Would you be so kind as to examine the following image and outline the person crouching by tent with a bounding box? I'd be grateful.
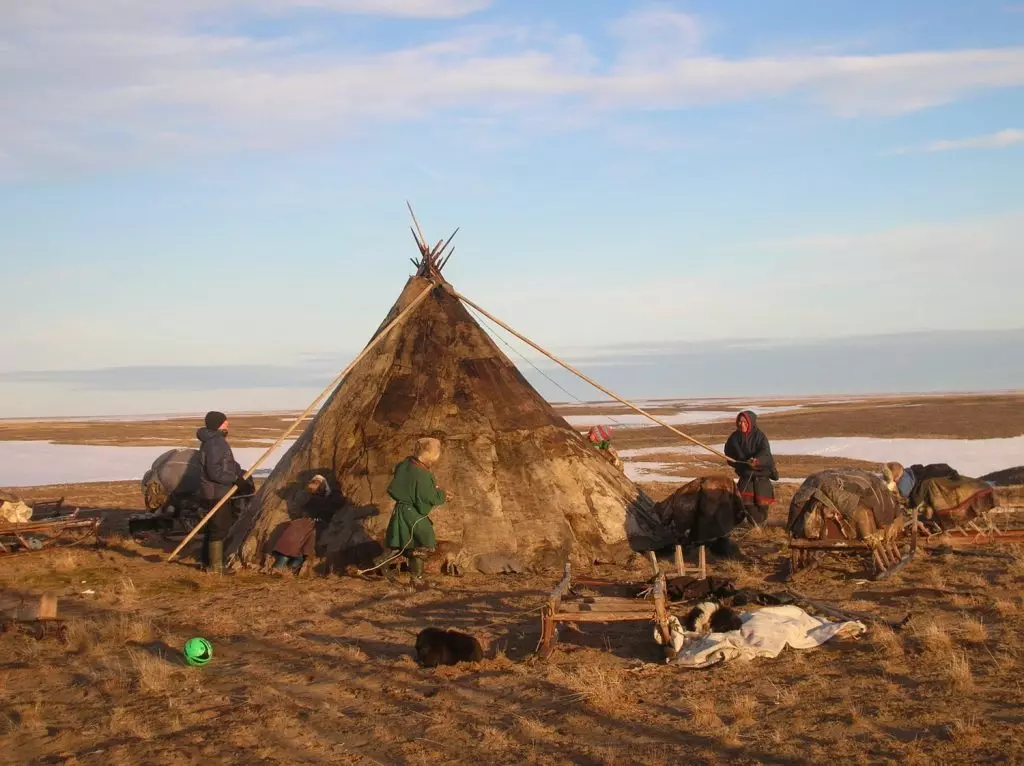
[269,474,342,575]
[587,425,623,471]
[376,437,449,585]
[724,411,778,526]
[197,411,254,574]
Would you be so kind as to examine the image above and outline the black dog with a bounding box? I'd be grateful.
[415,628,484,668]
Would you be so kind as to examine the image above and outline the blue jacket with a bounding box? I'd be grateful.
[197,428,242,502]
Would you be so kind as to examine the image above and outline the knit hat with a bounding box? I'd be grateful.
[204,411,227,431]
[587,425,612,442]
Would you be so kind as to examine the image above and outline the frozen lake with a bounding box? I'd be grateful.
[619,435,1024,480]
[0,440,296,487]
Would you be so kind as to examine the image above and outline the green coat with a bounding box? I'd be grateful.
[384,458,446,551]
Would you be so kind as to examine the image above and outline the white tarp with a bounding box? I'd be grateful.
[656,605,866,668]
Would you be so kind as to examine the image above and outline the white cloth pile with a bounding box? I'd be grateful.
[655,604,866,668]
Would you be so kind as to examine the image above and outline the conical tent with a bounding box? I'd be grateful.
[226,260,666,572]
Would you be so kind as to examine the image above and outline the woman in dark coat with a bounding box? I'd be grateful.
[724,410,778,526]
[270,474,343,574]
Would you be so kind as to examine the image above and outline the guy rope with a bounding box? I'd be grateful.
[447,285,734,463]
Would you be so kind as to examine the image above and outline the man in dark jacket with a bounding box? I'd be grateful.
[197,411,252,573]
[724,410,778,526]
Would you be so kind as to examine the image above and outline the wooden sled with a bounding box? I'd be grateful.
[0,509,101,555]
[0,593,69,643]
[536,545,705,662]
[788,508,919,581]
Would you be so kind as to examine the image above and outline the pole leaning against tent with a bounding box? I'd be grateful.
[165,282,437,563]
[449,286,734,463]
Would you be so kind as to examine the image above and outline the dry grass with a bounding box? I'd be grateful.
[729,694,759,728]
[555,664,627,713]
[114,576,141,608]
[127,648,175,693]
[959,614,989,644]
[50,549,81,572]
[512,714,555,745]
[993,598,1019,617]
[948,651,975,691]
[947,713,983,748]
[108,706,153,740]
[918,620,954,656]
[872,624,904,659]
[685,696,724,731]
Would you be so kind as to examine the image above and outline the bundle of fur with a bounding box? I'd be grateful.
[682,601,743,634]
[415,628,484,667]
[665,575,736,603]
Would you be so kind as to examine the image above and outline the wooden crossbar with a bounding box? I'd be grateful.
[536,560,677,661]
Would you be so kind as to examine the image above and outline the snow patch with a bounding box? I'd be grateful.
[621,436,1024,480]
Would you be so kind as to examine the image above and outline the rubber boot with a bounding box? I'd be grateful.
[207,540,224,575]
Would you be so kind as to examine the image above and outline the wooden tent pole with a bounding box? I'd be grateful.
[166,283,437,562]
[450,287,733,462]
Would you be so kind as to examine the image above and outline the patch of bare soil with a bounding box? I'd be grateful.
[3,482,1024,764]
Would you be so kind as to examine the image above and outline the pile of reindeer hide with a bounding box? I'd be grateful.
[788,469,901,540]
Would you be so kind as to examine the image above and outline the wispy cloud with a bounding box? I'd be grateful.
[890,128,1024,154]
[4,3,1024,177]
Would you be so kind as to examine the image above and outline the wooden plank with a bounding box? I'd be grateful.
[552,611,656,622]
[789,539,871,550]
[557,600,652,613]
[1,593,58,621]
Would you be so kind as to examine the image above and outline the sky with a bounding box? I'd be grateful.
[2,0,1024,417]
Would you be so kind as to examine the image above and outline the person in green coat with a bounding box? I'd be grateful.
[378,437,449,583]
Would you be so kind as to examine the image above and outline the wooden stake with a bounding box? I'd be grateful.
[407,201,428,251]
[646,550,660,578]
[434,227,459,259]
[451,288,733,461]
[674,545,685,576]
[166,282,437,562]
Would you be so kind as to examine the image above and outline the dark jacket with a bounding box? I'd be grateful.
[724,411,778,505]
[197,427,243,502]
